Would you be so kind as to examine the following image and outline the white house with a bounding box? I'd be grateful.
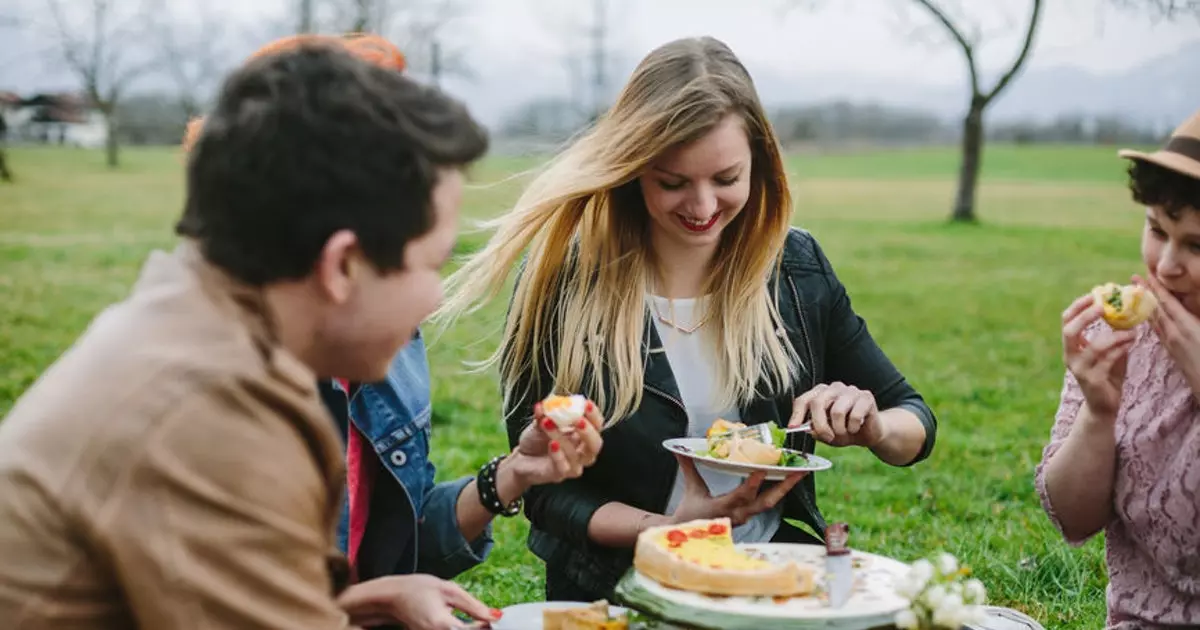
[5,93,108,149]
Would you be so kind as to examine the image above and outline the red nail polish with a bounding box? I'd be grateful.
[542,418,556,430]
[586,401,594,413]
[550,441,560,452]
[491,608,503,619]
[576,420,588,430]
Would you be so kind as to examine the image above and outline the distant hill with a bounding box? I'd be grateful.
[747,40,1200,130]
[444,39,1199,133]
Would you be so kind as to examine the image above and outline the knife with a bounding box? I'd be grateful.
[825,522,853,608]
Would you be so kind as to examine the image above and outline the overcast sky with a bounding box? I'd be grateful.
[3,0,1198,122]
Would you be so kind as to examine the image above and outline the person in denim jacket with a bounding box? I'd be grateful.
[320,331,604,598]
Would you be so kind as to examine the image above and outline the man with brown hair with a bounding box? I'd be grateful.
[0,40,495,629]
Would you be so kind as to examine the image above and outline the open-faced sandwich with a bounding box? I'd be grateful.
[702,419,809,467]
[1091,282,1158,330]
[541,393,588,432]
[543,600,628,630]
[633,517,815,597]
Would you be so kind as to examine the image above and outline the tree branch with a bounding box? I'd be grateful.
[983,0,1043,104]
[909,0,980,96]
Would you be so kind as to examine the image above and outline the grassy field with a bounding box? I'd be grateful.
[0,143,1144,628]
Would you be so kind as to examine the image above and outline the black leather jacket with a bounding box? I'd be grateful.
[502,227,938,600]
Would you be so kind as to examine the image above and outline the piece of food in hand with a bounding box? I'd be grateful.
[541,394,588,432]
[633,517,815,597]
[1091,282,1158,330]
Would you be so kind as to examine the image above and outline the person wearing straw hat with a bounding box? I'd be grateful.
[1037,107,1200,629]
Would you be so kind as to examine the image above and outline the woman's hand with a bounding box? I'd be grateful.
[791,382,884,447]
[667,455,805,526]
[337,574,501,630]
[506,399,605,488]
[1061,292,1136,420]
[1137,274,1200,400]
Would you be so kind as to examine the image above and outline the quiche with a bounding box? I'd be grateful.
[633,517,815,597]
[1091,282,1158,330]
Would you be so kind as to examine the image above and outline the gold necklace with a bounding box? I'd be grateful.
[650,294,710,334]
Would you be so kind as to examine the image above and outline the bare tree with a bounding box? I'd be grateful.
[298,0,474,84]
[150,3,229,120]
[905,0,1044,223]
[42,0,161,168]
[299,0,315,33]
[534,0,629,122]
[0,10,20,182]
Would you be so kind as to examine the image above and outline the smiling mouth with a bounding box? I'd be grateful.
[677,212,721,233]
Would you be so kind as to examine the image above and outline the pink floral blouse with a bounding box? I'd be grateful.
[1035,322,1200,629]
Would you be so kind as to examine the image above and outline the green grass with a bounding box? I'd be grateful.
[0,143,1136,628]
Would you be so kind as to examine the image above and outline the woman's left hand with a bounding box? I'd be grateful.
[1137,274,1200,398]
[790,382,885,448]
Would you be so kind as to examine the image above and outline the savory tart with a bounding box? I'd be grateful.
[1092,282,1158,330]
[633,517,815,597]
[544,600,628,630]
[542,394,588,432]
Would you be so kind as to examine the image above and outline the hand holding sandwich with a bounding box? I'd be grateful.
[1062,289,1139,421]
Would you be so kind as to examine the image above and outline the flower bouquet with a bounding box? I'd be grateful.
[892,552,987,630]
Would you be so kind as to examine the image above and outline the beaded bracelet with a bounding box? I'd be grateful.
[476,454,522,517]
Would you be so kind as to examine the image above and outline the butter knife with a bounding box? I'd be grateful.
[825,522,853,608]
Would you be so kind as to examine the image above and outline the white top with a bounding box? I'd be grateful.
[648,294,782,544]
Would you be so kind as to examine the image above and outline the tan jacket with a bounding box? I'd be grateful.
[0,243,352,629]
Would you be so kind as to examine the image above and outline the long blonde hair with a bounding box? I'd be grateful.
[435,36,799,424]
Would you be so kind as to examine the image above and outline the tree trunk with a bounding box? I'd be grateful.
[950,99,985,223]
[430,40,441,86]
[0,150,12,182]
[352,0,369,31]
[104,111,119,169]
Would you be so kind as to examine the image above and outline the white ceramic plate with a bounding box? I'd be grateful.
[663,437,833,480]
[489,601,631,630]
[614,543,911,630]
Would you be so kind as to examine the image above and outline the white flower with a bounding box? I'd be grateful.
[936,552,958,576]
[894,578,921,600]
[924,584,948,608]
[910,559,934,588]
[894,608,920,630]
[932,592,965,629]
[964,578,987,605]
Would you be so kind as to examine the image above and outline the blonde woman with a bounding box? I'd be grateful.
[437,36,937,602]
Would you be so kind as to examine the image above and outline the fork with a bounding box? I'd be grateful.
[714,421,813,442]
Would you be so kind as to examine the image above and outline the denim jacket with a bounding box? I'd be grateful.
[332,330,493,579]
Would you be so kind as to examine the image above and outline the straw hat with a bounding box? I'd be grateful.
[1119,107,1200,181]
